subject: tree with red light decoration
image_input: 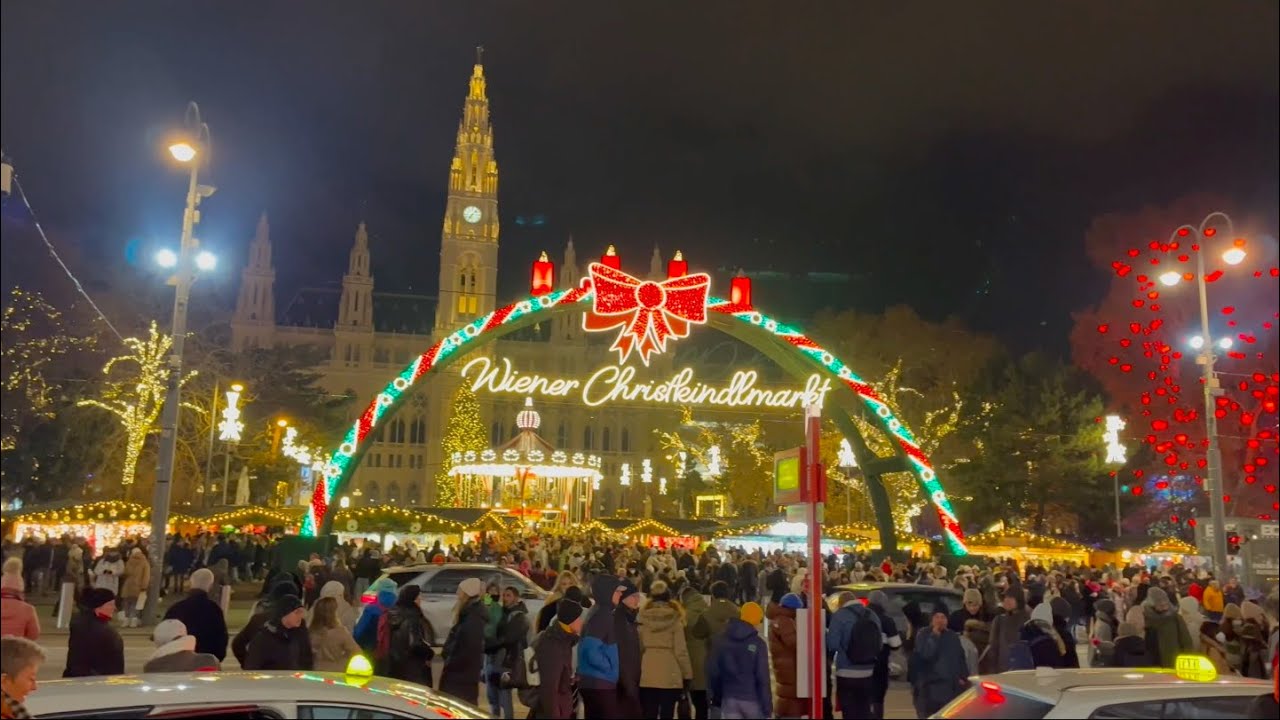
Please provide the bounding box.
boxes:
[1071,195,1280,529]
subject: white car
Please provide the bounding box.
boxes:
[361,562,548,644]
[26,671,487,719]
[933,665,1272,719]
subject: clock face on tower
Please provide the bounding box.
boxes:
[462,205,482,224]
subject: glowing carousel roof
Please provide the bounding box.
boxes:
[448,397,602,480]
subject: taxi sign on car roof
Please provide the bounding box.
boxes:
[1174,654,1217,682]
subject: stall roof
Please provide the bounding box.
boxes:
[622,517,722,538]
[2,500,194,525]
[965,530,1090,553]
[188,505,305,527]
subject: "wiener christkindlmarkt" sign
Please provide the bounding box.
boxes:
[461,356,832,409]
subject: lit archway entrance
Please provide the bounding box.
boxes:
[302,270,970,555]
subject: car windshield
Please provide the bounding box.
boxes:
[936,686,1054,719]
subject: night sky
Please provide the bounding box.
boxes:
[2,1,1277,352]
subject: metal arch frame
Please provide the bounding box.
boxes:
[305,284,968,555]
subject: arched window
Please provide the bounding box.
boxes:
[410,417,426,444]
[365,482,380,505]
[390,418,406,444]
[602,427,611,452]
[621,428,630,452]
[387,482,400,504]
[583,426,594,450]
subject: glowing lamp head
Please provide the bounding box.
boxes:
[155,248,178,268]
[168,141,198,163]
[194,250,217,271]
[1221,247,1246,265]
[276,419,288,427]
[1217,337,1233,350]
[1188,335,1205,350]
[1159,270,1182,287]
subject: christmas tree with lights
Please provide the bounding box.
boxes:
[434,384,486,507]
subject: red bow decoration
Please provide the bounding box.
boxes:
[583,262,710,365]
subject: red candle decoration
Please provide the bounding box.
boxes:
[600,244,622,270]
[667,249,688,279]
[531,250,555,296]
[730,270,752,308]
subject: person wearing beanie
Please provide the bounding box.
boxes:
[531,599,584,719]
[990,586,1030,672]
[63,588,124,677]
[613,577,644,717]
[163,567,227,662]
[1011,601,1066,670]
[681,585,714,720]
[439,576,487,705]
[827,590,884,718]
[767,593,805,718]
[949,587,991,633]
[352,577,398,652]
[707,601,772,719]
[143,619,221,673]
[233,579,302,666]
[705,580,740,648]
[381,585,434,686]
[1142,586,1193,668]
[637,580,693,719]
[1113,621,1152,667]
[578,574,626,718]
[313,579,358,630]
[1090,598,1120,667]
[1048,596,1080,668]
[244,594,312,671]
[538,570,585,632]
[0,572,39,641]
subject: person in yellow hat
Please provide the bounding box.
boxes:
[706,602,772,719]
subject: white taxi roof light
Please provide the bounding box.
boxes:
[346,654,374,678]
[1174,654,1217,682]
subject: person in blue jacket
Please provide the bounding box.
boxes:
[826,590,883,720]
[578,574,625,718]
[706,601,772,719]
[353,578,397,652]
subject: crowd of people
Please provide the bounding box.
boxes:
[0,529,1278,719]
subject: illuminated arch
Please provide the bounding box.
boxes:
[303,284,969,555]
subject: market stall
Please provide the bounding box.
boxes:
[1098,537,1206,572]
[180,505,306,536]
[711,519,871,555]
[1,500,193,553]
[620,517,722,550]
[964,530,1091,568]
[823,522,931,557]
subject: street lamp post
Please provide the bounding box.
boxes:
[143,102,214,626]
[1160,211,1245,580]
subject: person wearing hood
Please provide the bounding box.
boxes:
[867,590,902,719]
[163,568,227,662]
[766,593,804,719]
[988,587,1029,672]
[440,577,487,705]
[143,619,221,672]
[704,581,740,644]
[234,580,302,666]
[1089,599,1119,667]
[1143,587,1193,668]
[910,610,968,718]
[614,579,644,717]
[682,585,714,720]
[1015,602,1066,669]
[1049,597,1081,668]
[533,598,584,719]
[119,547,150,628]
[309,596,362,673]
[1114,621,1152,667]
[578,574,624,718]
[380,585,435,686]
[63,588,124,677]
[485,585,530,719]
[827,590,883,719]
[313,579,359,630]
[707,602,772,720]
[636,580,692,719]
[1198,620,1233,674]
[353,578,398,652]
[1202,580,1225,621]
[1178,596,1205,652]
[0,572,39,641]
[244,594,313,670]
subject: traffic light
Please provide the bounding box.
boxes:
[1226,532,1242,555]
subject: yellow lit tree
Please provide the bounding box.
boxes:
[657,410,777,517]
[78,322,198,494]
[434,384,486,507]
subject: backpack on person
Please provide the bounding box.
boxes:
[843,608,883,665]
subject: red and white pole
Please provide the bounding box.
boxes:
[805,403,825,719]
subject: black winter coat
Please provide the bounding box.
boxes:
[1113,635,1153,667]
[439,598,487,705]
[1052,620,1080,668]
[487,601,530,674]
[533,622,579,719]
[244,620,313,671]
[63,611,125,677]
[613,605,642,705]
[232,610,271,667]
[164,589,229,661]
[383,605,434,686]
